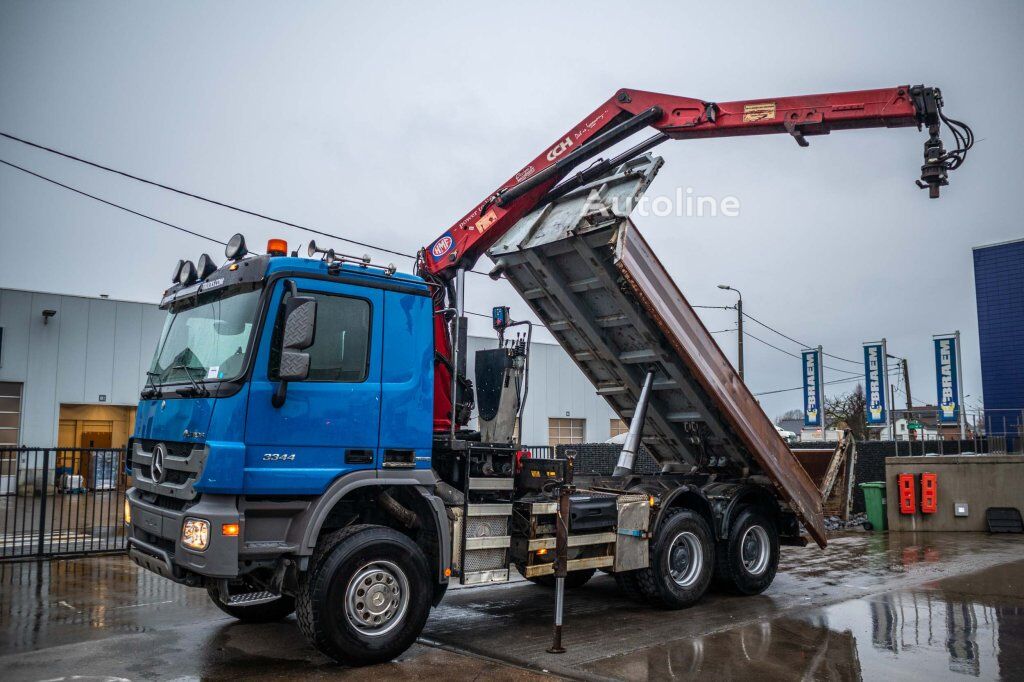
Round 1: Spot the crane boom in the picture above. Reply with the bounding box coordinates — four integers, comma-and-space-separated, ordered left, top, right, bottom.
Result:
421, 84, 971, 434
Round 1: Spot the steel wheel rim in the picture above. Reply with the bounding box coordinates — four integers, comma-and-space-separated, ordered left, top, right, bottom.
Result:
344, 560, 409, 637
667, 531, 703, 587
740, 525, 770, 576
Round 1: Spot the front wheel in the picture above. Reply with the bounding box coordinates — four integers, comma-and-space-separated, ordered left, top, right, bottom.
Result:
296, 525, 432, 666
206, 585, 295, 623
714, 508, 779, 595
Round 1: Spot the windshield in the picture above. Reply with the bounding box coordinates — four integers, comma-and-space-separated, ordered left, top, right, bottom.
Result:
148, 288, 261, 386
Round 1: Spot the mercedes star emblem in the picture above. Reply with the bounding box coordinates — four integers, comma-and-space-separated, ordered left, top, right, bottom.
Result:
152, 442, 168, 484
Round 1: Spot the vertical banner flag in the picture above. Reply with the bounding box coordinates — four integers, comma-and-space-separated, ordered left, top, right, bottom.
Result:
802, 347, 824, 427
863, 340, 889, 425
933, 332, 961, 425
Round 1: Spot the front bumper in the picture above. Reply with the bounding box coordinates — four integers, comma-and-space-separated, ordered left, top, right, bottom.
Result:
126, 487, 241, 582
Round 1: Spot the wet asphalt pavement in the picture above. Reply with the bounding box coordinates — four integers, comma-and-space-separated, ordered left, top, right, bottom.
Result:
1, 531, 1022, 681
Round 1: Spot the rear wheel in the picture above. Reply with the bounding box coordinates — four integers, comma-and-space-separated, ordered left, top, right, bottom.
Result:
206, 584, 295, 623
296, 525, 431, 666
613, 570, 645, 601
525, 568, 596, 589
636, 509, 714, 608
714, 508, 779, 595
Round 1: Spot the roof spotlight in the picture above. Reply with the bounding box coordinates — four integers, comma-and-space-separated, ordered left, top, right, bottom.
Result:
197, 253, 217, 279
171, 259, 186, 284
225, 233, 248, 260
178, 260, 198, 286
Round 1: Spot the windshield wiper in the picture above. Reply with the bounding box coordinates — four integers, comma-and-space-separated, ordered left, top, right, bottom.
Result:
172, 364, 210, 398
142, 370, 164, 399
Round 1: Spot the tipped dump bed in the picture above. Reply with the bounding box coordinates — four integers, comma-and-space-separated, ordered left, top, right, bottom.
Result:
489, 154, 826, 547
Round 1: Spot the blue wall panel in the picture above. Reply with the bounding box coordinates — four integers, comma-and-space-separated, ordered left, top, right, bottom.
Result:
973, 239, 1024, 439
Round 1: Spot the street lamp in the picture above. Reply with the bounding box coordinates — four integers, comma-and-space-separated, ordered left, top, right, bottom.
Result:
717, 284, 743, 381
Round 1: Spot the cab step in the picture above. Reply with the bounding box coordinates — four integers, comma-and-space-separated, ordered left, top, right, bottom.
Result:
226, 590, 280, 607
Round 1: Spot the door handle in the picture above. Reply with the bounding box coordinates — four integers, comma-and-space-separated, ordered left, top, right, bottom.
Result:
345, 449, 374, 465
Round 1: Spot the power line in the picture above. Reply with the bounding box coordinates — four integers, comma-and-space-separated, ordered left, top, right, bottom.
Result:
743, 329, 863, 377
0, 158, 227, 247
753, 375, 862, 397
0, 129, 499, 277
0, 158, 511, 321
741, 310, 870, 366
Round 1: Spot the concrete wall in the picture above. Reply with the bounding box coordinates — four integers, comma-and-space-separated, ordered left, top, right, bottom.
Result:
885, 455, 1024, 532
0, 288, 165, 447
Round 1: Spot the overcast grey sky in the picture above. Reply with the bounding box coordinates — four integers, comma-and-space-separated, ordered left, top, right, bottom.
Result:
1, 1, 1020, 418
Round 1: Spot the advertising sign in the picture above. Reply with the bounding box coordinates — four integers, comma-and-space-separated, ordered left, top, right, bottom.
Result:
802, 347, 824, 427
863, 341, 889, 425
934, 333, 961, 425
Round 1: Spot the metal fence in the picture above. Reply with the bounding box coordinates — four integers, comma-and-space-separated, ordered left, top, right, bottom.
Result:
0, 447, 128, 561
877, 408, 1024, 456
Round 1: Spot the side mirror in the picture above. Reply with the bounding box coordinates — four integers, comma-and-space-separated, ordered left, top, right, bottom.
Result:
273, 294, 316, 406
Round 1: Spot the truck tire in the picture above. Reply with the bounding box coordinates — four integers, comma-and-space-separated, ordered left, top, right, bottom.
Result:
636, 508, 714, 608
207, 585, 296, 622
613, 570, 645, 601
525, 568, 596, 589
714, 508, 779, 595
296, 524, 432, 666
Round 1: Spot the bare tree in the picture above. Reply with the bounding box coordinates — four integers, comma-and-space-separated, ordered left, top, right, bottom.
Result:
825, 384, 867, 440
774, 408, 803, 425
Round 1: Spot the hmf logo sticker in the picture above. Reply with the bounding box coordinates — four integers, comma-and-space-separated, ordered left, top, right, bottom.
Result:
431, 233, 454, 260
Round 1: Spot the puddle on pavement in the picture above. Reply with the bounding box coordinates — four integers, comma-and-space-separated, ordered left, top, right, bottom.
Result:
0, 555, 211, 653
584, 560, 1024, 681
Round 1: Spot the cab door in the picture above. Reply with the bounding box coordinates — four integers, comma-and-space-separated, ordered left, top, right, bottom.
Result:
244, 277, 383, 494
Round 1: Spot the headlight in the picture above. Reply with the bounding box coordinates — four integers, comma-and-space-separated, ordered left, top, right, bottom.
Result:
124, 499, 131, 526
181, 518, 210, 551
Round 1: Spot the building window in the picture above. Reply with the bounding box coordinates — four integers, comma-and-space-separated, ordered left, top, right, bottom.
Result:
610, 419, 629, 438
0, 382, 23, 446
548, 417, 585, 446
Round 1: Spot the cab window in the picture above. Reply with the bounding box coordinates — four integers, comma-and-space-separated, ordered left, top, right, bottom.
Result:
271, 291, 371, 382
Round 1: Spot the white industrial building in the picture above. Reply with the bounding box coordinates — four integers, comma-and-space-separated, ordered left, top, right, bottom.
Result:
0, 287, 622, 449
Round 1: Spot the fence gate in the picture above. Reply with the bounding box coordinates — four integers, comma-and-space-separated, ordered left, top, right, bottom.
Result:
0, 447, 128, 561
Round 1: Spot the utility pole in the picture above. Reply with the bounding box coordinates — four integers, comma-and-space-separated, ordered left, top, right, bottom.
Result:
901, 358, 912, 410
718, 285, 743, 382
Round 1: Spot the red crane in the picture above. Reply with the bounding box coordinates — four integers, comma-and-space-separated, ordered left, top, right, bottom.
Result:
418, 84, 972, 433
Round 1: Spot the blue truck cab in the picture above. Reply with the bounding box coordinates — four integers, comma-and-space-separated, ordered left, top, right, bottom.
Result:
126, 238, 455, 662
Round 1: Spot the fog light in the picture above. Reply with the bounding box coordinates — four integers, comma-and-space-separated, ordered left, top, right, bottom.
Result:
182, 518, 210, 551
124, 499, 131, 526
